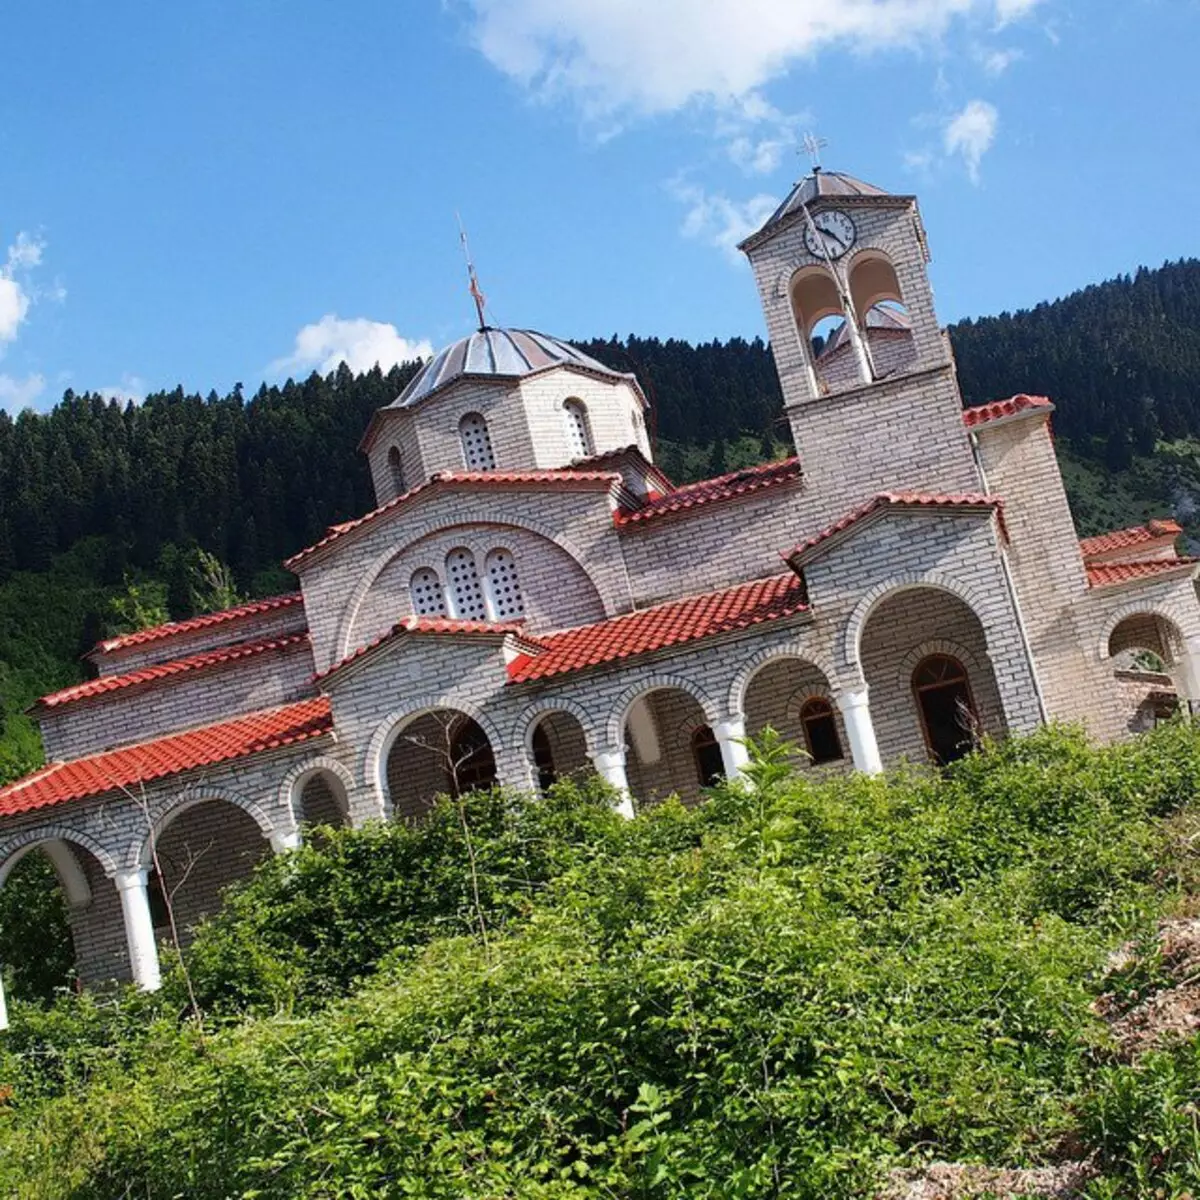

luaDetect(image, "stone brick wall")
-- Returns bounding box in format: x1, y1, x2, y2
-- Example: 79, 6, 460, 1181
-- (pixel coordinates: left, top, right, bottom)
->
618, 480, 809, 605
93, 602, 307, 677
817, 328, 917, 394
624, 688, 711, 808
153, 799, 271, 947
296, 482, 632, 671
69, 849, 131, 985
352, 524, 608, 644
742, 656, 850, 774
41, 638, 317, 761
517, 372, 650, 466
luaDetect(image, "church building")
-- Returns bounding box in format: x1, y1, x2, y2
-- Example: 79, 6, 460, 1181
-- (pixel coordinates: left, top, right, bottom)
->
1, 168, 1197, 1019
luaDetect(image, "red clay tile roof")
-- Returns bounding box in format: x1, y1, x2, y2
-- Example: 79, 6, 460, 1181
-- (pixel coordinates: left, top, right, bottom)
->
786, 492, 1004, 567
315, 617, 524, 684
506, 573, 808, 684
0, 697, 332, 817
1086, 558, 1199, 588
961, 393, 1054, 429
285, 470, 621, 569
93, 593, 304, 655
615, 458, 802, 527
1079, 520, 1183, 560
34, 634, 310, 712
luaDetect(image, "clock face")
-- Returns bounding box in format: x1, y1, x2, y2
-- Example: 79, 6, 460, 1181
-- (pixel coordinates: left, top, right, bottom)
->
804, 209, 856, 260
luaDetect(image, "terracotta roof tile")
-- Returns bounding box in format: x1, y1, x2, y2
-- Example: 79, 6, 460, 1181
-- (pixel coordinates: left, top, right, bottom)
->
615, 458, 802, 527
93, 593, 304, 654
35, 634, 310, 712
961, 393, 1054, 429
316, 617, 524, 684
1086, 558, 1199, 588
506, 573, 807, 684
1079, 519, 1183, 560
0, 697, 332, 817
285, 470, 621, 569
786, 492, 1004, 567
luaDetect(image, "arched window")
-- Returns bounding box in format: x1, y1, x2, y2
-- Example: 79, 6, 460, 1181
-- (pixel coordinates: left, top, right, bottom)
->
691, 725, 725, 787
459, 412, 496, 471
448, 719, 497, 797
444, 549, 488, 621
912, 655, 978, 766
563, 398, 594, 459
387, 445, 405, 495
799, 697, 843, 765
484, 548, 525, 619
531, 723, 556, 792
410, 568, 447, 618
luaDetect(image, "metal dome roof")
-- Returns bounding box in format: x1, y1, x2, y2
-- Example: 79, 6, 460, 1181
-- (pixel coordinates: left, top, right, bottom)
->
394, 327, 630, 408
739, 168, 903, 251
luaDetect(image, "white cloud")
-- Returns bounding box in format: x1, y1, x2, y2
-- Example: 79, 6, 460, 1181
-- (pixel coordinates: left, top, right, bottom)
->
672, 182, 780, 262
944, 99, 998, 182
270, 315, 434, 378
0, 373, 46, 413
0, 232, 59, 349
978, 46, 1022, 75
98, 374, 147, 404
994, 0, 1042, 25
464, 0, 1044, 121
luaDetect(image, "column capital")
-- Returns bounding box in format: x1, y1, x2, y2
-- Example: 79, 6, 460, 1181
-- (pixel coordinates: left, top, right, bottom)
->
593, 745, 627, 771
836, 685, 871, 711
713, 713, 747, 738
113, 866, 150, 892
269, 828, 303, 854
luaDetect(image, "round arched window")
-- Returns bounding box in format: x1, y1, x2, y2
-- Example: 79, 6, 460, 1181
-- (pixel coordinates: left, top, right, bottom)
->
912, 655, 978, 766
563, 398, 594, 459
799, 698, 843, 765
459, 412, 496, 471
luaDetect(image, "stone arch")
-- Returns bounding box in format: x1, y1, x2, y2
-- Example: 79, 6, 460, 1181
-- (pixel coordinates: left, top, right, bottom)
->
605, 674, 721, 750
367, 695, 506, 816
132, 785, 277, 871
334, 515, 612, 664
727, 641, 843, 716
278, 755, 356, 829
843, 572, 994, 683
897, 638, 983, 694
846, 248, 906, 320
514, 697, 600, 759
0, 827, 115, 900
1097, 602, 1191, 663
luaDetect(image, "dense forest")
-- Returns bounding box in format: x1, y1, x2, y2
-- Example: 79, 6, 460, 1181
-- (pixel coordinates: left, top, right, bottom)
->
2, 258, 1200, 782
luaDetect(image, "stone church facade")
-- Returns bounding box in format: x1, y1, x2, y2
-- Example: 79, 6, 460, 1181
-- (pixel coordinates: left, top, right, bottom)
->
1, 169, 1197, 1019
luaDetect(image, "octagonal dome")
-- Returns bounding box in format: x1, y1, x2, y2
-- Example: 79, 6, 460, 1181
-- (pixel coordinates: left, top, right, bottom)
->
394, 327, 632, 408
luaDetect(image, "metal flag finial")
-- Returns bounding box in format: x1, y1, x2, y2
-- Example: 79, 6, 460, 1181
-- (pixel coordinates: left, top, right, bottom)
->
801, 132, 828, 171
456, 212, 488, 331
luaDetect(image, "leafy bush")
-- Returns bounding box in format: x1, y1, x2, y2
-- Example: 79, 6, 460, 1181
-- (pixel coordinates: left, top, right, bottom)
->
3, 724, 1200, 1197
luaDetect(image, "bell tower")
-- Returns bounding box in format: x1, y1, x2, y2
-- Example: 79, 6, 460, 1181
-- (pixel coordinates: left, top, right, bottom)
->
738, 168, 980, 512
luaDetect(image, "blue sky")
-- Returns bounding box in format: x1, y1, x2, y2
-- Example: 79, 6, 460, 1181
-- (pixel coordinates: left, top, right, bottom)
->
2, 0, 1198, 413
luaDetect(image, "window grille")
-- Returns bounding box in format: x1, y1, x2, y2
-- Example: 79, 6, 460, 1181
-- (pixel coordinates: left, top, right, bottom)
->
459, 412, 496, 471
563, 399, 593, 459
445, 549, 488, 620
485, 548, 525, 619
387, 445, 405, 495
409, 568, 447, 617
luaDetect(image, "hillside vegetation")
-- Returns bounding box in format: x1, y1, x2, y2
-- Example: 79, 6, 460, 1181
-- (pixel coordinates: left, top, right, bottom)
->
3, 727, 1200, 1196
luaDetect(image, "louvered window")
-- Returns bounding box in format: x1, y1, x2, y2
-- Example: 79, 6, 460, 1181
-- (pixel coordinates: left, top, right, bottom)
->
563, 399, 593, 459
485, 549, 525, 619
410, 568, 447, 617
445, 549, 487, 620
459, 412, 496, 471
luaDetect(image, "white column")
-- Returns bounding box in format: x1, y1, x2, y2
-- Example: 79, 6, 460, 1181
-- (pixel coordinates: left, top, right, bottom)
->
0, 969, 9, 1031
1175, 635, 1200, 714
114, 868, 162, 992
836, 686, 884, 776
714, 714, 751, 782
593, 747, 635, 820
269, 828, 303, 854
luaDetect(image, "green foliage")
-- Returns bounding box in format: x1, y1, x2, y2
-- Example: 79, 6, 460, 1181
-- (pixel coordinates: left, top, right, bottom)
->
0, 853, 75, 1003
5, 727, 1200, 1196
105, 574, 169, 636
